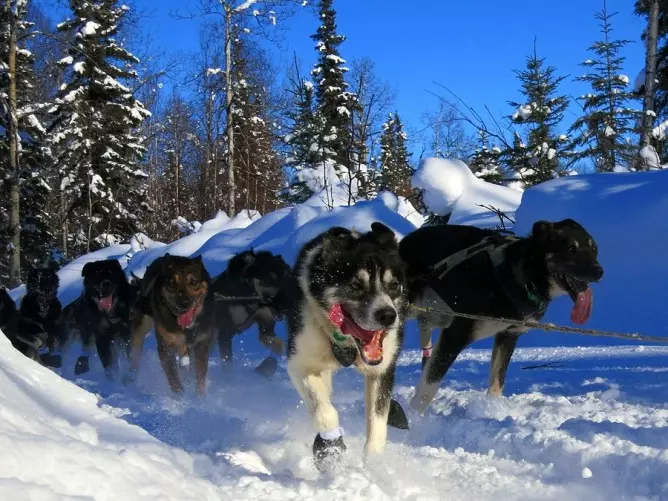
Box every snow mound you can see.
[515,169,668,344]
[412,157,522,228]
[0,332,221,500]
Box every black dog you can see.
[1,287,48,361]
[0,288,16,333]
[19,269,64,367]
[68,259,137,378]
[211,249,292,379]
[401,219,604,413]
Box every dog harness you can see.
[428,233,548,321]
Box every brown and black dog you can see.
[127,254,214,396]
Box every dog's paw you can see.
[74,356,90,375]
[313,433,346,472]
[254,357,278,379]
[121,370,138,386]
[104,367,117,382]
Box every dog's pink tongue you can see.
[99,295,113,312]
[177,308,196,329]
[571,287,593,325]
[328,304,383,362]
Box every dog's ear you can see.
[140,257,164,297]
[531,221,554,240]
[81,262,95,278]
[370,222,397,249]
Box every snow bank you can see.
[412,157,522,228]
[515,169,668,345]
[0,332,222,500]
[129,192,422,280]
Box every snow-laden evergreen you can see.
[49,0,150,254]
[0,1,54,281]
[569,4,640,172]
[310,0,357,172]
[505,47,571,185]
[378,112,414,198]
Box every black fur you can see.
[20,269,64,367]
[211,249,291,376]
[402,219,604,405]
[68,259,138,376]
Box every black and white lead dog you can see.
[287,222,407,470]
[400,219,604,413]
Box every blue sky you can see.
[45,0,648,148]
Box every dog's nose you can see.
[177,297,191,311]
[374,307,397,327]
[100,279,112,290]
[592,263,604,281]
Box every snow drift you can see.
[515,169,668,345]
[412,157,522,228]
[4,162,668,499]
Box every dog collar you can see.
[331,329,349,343]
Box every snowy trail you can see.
[54,342,668,501]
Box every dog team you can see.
[0,218,604,471]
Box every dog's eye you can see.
[387,280,401,294]
[568,245,578,254]
[351,279,364,292]
[166,280,176,291]
[189,278,200,288]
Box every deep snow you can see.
[3,162,668,500]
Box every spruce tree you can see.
[570,3,639,171]
[506,45,570,185]
[231,35,284,213]
[310,0,356,173]
[378,112,414,198]
[0,0,54,281]
[50,0,150,254]
[282,77,327,204]
[469,130,504,184]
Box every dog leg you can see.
[96,336,117,380]
[75,329,94,376]
[217,329,234,378]
[157,339,183,394]
[124,313,152,384]
[488,330,519,397]
[193,336,211,397]
[257,310,284,355]
[418,319,433,371]
[288,363,345,470]
[364,365,395,456]
[410,319,473,413]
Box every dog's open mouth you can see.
[328,304,386,365]
[98,295,114,312]
[175,298,202,330]
[560,274,593,325]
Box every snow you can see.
[634,69,646,92]
[512,104,532,121]
[639,145,661,169]
[617,74,630,85]
[234,0,258,13]
[58,56,73,65]
[82,21,100,36]
[412,158,522,228]
[6,170,668,499]
[604,125,615,137]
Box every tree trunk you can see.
[7,0,21,287]
[640,0,660,157]
[224,5,236,216]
